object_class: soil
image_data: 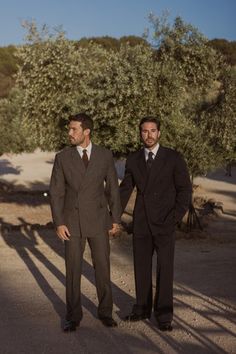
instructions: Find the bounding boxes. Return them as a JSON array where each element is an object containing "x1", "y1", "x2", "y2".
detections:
[{"x1": 0, "y1": 152, "x2": 235, "y2": 354}]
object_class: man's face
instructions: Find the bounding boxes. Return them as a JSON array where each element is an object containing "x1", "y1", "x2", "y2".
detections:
[
  {"x1": 68, "y1": 120, "x2": 89, "y2": 146},
  {"x1": 140, "y1": 122, "x2": 160, "y2": 149}
]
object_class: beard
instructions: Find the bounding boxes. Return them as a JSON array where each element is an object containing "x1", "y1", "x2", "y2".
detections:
[
  {"x1": 144, "y1": 138, "x2": 158, "y2": 149},
  {"x1": 69, "y1": 136, "x2": 85, "y2": 146}
]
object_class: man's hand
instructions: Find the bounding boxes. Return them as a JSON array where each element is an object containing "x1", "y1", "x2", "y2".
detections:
[
  {"x1": 56, "y1": 225, "x2": 71, "y2": 241},
  {"x1": 108, "y1": 223, "x2": 121, "y2": 237}
]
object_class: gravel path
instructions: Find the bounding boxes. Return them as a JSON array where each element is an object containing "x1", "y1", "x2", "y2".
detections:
[{"x1": 0, "y1": 152, "x2": 235, "y2": 354}]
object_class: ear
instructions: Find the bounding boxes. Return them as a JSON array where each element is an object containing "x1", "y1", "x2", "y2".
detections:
[
  {"x1": 84, "y1": 128, "x2": 90, "y2": 136},
  {"x1": 158, "y1": 130, "x2": 161, "y2": 138}
]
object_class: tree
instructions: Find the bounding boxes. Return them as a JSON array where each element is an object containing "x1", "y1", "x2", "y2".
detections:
[
  {"x1": 16, "y1": 22, "x2": 160, "y2": 153},
  {"x1": 145, "y1": 13, "x2": 228, "y2": 176},
  {"x1": 208, "y1": 39, "x2": 236, "y2": 66},
  {"x1": 0, "y1": 45, "x2": 19, "y2": 98},
  {"x1": 77, "y1": 35, "x2": 149, "y2": 52},
  {"x1": 0, "y1": 88, "x2": 33, "y2": 155},
  {"x1": 77, "y1": 36, "x2": 120, "y2": 51},
  {"x1": 72, "y1": 43, "x2": 160, "y2": 154},
  {"x1": 200, "y1": 66, "x2": 236, "y2": 162},
  {"x1": 16, "y1": 21, "x2": 94, "y2": 150},
  {"x1": 14, "y1": 16, "x2": 235, "y2": 176}
]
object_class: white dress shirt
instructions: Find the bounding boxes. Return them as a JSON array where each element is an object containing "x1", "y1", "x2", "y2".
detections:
[
  {"x1": 144, "y1": 143, "x2": 160, "y2": 161},
  {"x1": 77, "y1": 142, "x2": 92, "y2": 160}
]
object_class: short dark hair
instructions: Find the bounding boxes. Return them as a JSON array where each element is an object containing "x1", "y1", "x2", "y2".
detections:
[
  {"x1": 139, "y1": 116, "x2": 161, "y2": 132},
  {"x1": 69, "y1": 113, "x2": 94, "y2": 134}
]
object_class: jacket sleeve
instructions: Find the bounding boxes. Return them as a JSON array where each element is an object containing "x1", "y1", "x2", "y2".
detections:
[
  {"x1": 174, "y1": 153, "x2": 192, "y2": 222},
  {"x1": 49, "y1": 153, "x2": 66, "y2": 227},
  {"x1": 105, "y1": 152, "x2": 122, "y2": 224},
  {"x1": 119, "y1": 155, "x2": 135, "y2": 213}
]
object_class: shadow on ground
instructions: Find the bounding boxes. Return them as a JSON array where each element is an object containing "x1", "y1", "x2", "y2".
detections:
[{"x1": 0, "y1": 217, "x2": 235, "y2": 353}]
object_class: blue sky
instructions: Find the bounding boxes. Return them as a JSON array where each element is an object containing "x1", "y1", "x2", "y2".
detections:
[{"x1": 0, "y1": 0, "x2": 235, "y2": 46}]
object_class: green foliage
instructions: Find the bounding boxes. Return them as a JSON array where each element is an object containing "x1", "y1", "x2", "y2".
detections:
[
  {"x1": 148, "y1": 15, "x2": 223, "y2": 91},
  {"x1": 72, "y1": 44, "x2": 159, "y2": 153},
  {"x1": 0, "y1": 46, "x2": 19, "y2": 98},
  {"x1": 8, "y1": 16, "x2": 235, "y2": 179},
  {"x1": 77, "y1": 35, "x2": 149, "y2": 52},
  {"x1": 77, "y1": 36, "x2": 120, "y2": 51},
  {"x1": 0, "y1": 46, "x2": 18, "y2": 75},
  {"x1": 164, "y1": 115, "x2": 219, "y2": 177},
  {"x1": 208, "y1": 39, "x2": 236, "y2": 66},
  {"x1": 119, "y1": 36, "x2": 149, "y2": 47},
  {"x1": 15, "y1": 22, "x2": 160, "y2": 152},
  {"x1": 0, "y1": 88, "x2": 34, "y2": 155},
  {"x1": 16, "y1": 22, "x2": 83, "y2": 149},
  {"x1": 144, "y1": 13, "x2": 231, "y2": 176},
  {"x1": 200, "y1": 67, "x2": 236, "y2": 160}
]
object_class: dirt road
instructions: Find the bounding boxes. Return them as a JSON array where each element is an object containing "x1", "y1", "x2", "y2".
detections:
[{"x1": 0, "y1": 152, "x2": 235, "y2": 353}]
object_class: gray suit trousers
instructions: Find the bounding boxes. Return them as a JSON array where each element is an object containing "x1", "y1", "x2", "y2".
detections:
[{"x1": 65, "y1": 234, "x2": 112, "y2": 322}]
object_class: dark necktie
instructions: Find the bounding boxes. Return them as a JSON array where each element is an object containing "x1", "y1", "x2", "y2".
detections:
[
  {"x1": 146, "y1": 151, "x2": 154, "y2": 170},
  {"x1": 82, "y1": 149, "x2": 89, "y2": 168}
]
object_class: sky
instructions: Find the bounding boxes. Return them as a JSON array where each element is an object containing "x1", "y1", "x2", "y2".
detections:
[{"x1": 0, "y1": 0, "x2": 235, "y2": 46}]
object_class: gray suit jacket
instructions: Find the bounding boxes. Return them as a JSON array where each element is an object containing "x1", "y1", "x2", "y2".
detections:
[{"x1": 49, "y1": 144, "x2": 121, "y2": 238}]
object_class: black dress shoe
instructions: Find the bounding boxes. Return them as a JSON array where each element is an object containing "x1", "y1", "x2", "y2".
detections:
[
  {"x1": 158, "y1": 322, "x2": 173, "y2": 332},
  {"x1": 63, "y1": 320, "x2": 79, "y2": 332},
  {"x1": 99, "y1": 317, "x2": 117, "y2": 327},
  {"x1": 124, "y1": 312, "x2": 150, "y2": 322}
]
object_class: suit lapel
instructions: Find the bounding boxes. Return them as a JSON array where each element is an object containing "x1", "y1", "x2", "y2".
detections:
[
  {"x1": 70, "y1": 147, "x2": 86, "y2": 190},
  {"x1": 70, "y1": 144, "x2": 101, "y2": 190},
  {"x1": 85, "y1": 144, "x2": 99, "y2": 175},
  {"x1": 137, "y1": 148, "x2": 148, "y2": 180},
  {"x1": 146, "y1": 145, "x2": 166, "y2": 189},
  {"x1": 135, "y1": 149, "x2": 148, "y2": 192},
  {"x1": 77, "y1": 144, "x2": 100, "y2": 190}
]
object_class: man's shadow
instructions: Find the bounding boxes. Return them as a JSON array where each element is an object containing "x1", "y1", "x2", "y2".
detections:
[
  {"x1": 36, "y1": 224, "x2": 135, "y2": 318},
  {"x1": 0, "y1": 159, "x2": 22, "y2": 176},
  {"x1": 0, "y1": 217, "x2": 65, "y2": 324},
  {"x1": 1, "y1": 217, "x2": 134, "y2": 321}
]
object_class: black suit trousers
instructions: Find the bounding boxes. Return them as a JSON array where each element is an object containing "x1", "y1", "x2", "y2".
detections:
[{"x1": 132, "y1": 232, "x2": 175, "y2": 323}]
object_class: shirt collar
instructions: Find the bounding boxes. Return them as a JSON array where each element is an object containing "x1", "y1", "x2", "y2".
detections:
[
  {"x1": 144, "y1": 143, "x2": 160, "y2": 160},
  {"x1": 77, "y1": 141, "x2": 92, "y2": 159}
]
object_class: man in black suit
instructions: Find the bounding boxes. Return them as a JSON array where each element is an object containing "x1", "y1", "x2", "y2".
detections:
[
  {"x1": 50, "y1": 113, "x2": 121, "y2": 331},
  {"x1": 119, "y1": 116, "x2": 191, "y2": 331}
]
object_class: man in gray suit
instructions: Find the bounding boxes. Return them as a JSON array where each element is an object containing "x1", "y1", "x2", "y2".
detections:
[{"x1": 50, "y1": 113, "x2": 121, "y2": 332}]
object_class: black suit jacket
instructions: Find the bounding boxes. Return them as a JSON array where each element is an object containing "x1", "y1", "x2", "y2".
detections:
[{"x1": 120, "y1": 146, "x2": 192, "y2": 237}]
